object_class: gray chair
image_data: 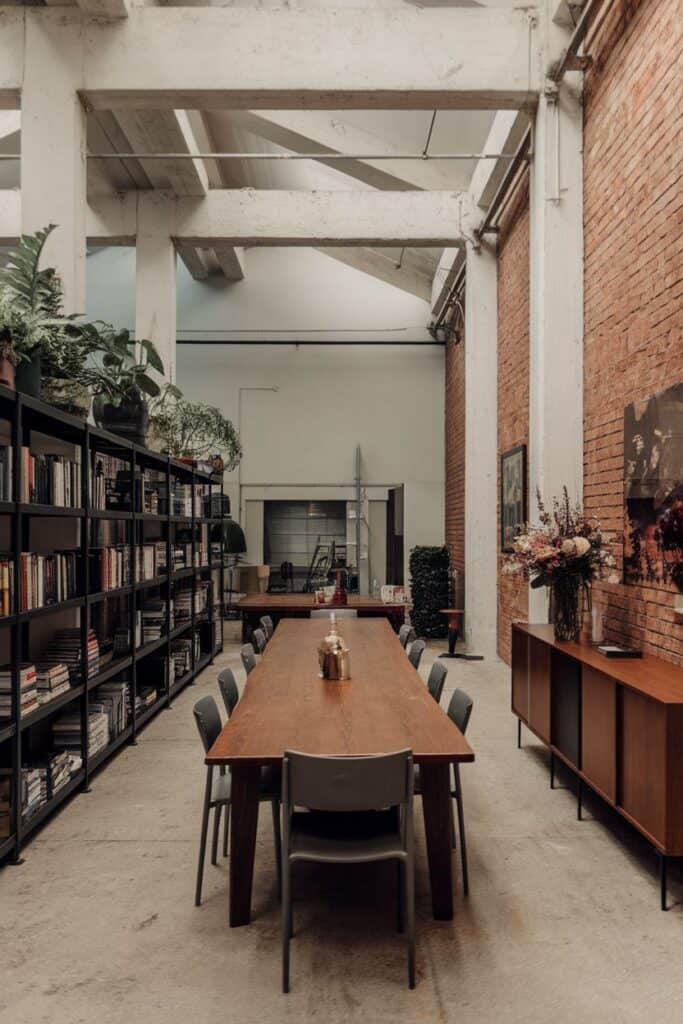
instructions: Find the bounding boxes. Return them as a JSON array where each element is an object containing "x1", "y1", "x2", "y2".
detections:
[
  {"x1": 415, "y1": 687, "x2": 473, "y2": 895},
  {"x1": 426, "y1": 662, "x2": 447, "y2": 704},
  {"x1": 241, "y1": 643, "x2": 257, "y2": 675},
  {"x1": 193, "y1": 695, "x2": 282, "y2": 907},
  {"x1": 398, "y1": 624, "x2": 416, "y2": 649},
  {"x1": 218, "y1": 667, "x2": 239, "y2": 718},
  {"x1": 310, "y1": 609, "x2": 358, "y2": 619},
  {"x1": 407, "y1": 638, "x2": 426, "y2": 670},
  {"x1": 281, "y1": 749, "x2": 415, "y2": 992},
  {"x1": 260, "y1": 615, "x2": 275, "y2": 640},
  {"x1": 252, "y1": 627, "x2": 267, "y2": 654}
]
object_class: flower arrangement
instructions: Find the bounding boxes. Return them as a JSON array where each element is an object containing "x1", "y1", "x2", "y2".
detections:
[{"x1": 503, "y1": 487, "x2": 616, "y2": 640}]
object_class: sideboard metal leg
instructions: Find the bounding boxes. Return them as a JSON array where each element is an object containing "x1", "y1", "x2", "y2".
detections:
[
  {"x1": 550, "y1": 751, "x2": 555, "y2": 790},
  {"x1": 517, "y1": 718, "x2": 522, "y2": 749},
  {"x1": 577, "y1": 776, "x2": 583, "y2": 821},
  {"x1": 660, "y1": 853, "x2": 668, "y2": 912}
]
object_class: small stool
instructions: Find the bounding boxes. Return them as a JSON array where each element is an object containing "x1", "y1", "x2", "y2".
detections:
[{"x1": 438, "y1": 609, "x2": 484, "y2": 661}]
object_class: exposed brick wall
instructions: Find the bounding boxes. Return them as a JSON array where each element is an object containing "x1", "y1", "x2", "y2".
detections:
[
  {"x1": 584, "y1": 0, "x2": 683, "y2": 664},
  {"x1": 497, "y1": 175, "x2": 530, "y2": 664},
  {"x1": 445, "y1": 329, "x2": 466, "y2": 585}
]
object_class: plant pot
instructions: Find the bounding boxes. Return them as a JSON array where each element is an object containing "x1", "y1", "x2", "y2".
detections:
[
  {"x1": 42, "y1": 378, "x2": 91, "y2": 419},
  {"x1": 94, "y1": 394, "x2": 150, "y2": 447},
  {"x1": 0, "y1": 357, "x2": 15, "y2": 390},
  {"x1": 15, "y1": 353, "x2": 42, "y2": 398}
]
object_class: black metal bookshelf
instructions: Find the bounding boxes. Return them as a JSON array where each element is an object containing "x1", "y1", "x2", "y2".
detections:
[{"x1": 0, "y1": 383, "x2": 226, "y2": 864}]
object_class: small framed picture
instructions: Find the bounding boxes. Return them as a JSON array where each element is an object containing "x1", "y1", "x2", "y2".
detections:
[{"x1": 501, "y1": 445, "x2": 527, "y2": 552}]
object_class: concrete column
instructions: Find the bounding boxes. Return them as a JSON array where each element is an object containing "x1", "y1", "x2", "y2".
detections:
[
  {"x1": 135, "y1": 194, "x2": 177, "y2": 383},
  {"x1": 21, "y1": 15, "x2": 86, "y2": 313},
  {"x1": 528, "y1": 82, "x2": 584, "y2": 621},
  {"x1": 464, "y1": 240, "x2": 498, "y2": 657}
]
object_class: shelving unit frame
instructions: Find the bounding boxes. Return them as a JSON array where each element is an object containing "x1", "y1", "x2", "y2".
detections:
[{"x1": 0, "y1": 383, "x2": 226, "y2": 863}]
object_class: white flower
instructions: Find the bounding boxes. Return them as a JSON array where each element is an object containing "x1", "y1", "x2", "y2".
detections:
[
  {"x1": 574, "y1": 537, "x2": 591, "y2": 556},
  {"x1": 561, "y1": 538, "x2": 576, "y2": 557}
]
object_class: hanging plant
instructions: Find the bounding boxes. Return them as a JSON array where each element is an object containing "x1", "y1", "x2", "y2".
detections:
[{"x1": 150, "y1": 398, "x2": 242, "y2": 469}]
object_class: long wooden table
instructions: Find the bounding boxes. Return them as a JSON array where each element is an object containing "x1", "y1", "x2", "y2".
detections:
[
  {"x1": 207, "y1": 618, "x2": 475, "y2": 926},
  {"x1": 237, "y1": 593, "x2": 406, "y2": 642}
]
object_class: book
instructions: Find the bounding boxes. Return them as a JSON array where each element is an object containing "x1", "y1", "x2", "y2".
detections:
[
  {"x1": 0, "y1": 663, "x2": 39, "y2": 719},
  {"x1": 20, "y1": 448, "x2": 81, "y2": 508},
  {"x1": 597, "y1": 644, "x2": 643, "y2": 659},
  {"x1": 0, "y1": 556, "x2": 14, "y2": 617},
  {"x1": 20, "y1": 551, "x2": 80, "y2": 611},
  {"x1": 41, "y1": 628, "x2": 99, "y2": 684}
]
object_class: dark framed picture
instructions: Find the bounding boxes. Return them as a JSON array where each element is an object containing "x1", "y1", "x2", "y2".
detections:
[{"x1": 501, "y1": 445, "x2": 527, "y2": 551}]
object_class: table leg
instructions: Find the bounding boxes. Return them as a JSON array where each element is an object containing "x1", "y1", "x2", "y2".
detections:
[
  {"x1": 420, "y1": 762, "x2": 454, "y2": 920},
  {"x1": 448, "y1": 624, "x2": 458, "y2": 656},
  {"x1": 229, "y1": 764, "x2": 261, "y2": 927}
]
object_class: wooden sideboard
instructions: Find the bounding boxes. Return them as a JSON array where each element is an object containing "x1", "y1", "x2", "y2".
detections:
[{"x1": 511, "y1": 623, "x2": 683, "y2": 909}]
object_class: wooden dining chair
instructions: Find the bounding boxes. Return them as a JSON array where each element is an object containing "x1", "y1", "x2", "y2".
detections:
[
  {"x1": 407, "y1": 638, "x2": 426, "y2": 670},
  {"x1": 426, "y1": 662, "x2": 448, "y2": 704},
  {"x1": 398, "y1": 624, "x2": 416, "y2": 649},
  {"x1": 193, "y1": 695, "x2": 282, "y2": 907},
  {"x1": 252, "y1": 627, "x2": 267, "y2": 654},
  {"x1": 241, "y1": 643, "x2": 257, "y2": 675},
  {"x1": 217, "y1": 667, "x2": 239, "y2": 718},
  {"x1": 281, "y1": 749, "x2": 415, "y2": 992},
  {"x1": 260, "y1": 615, "x2": 275, "y2": 640}
]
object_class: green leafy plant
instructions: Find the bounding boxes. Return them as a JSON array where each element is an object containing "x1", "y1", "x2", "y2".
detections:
[
  {"x1": 0, "y1": 225, "x2": 76, "y2": 366},
  {"x1": 151, "y1": 398, "x2": 242, "y2": 467},
  {"x1": 82, "y1": 325, "x2": 177, "y2": 408}
]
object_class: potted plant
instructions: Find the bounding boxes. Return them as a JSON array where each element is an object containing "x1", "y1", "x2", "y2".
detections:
[
  {"x1": 150, "y1": 398, "x2": 242, "y2": 470},
  {"x1": 502, "y1": 487, "x2": 617, "y2": 641},
  {"x1": 0, "y1": 225, "x2": 78, "y2": 397},
  {"x1": 0, "y1": 327, "x2": 18, "y2": 389},
  {"x1": 84, "y1": 327, "x2": 179, "y2": 446}
]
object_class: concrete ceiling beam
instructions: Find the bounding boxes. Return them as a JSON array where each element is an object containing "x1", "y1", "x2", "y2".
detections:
[
  {"x1": 215, "y1": 246, "x2": 246, "y2": 282},
  {"x1": 3, "y1": 8, "x2": 540, "y2": 111},
  {"x1": 315, "y1": 247, "x2": 432, "y2": 302}
]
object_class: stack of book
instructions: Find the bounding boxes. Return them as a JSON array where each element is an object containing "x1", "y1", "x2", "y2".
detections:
[
  {"x1": 20, "y1": 551, "x2": 80, "y2": 611},
  {"x1": 135, "y1": 686, "x2": 158, "y2": 713},
  {"x1": 170, "y1": 637, "x2": 192, "y2": 679},
  {"x1": 91, "y1": 681, "x2": 129, "y2": 740},
  {"x1": 0, "y1": 555, "x2": 13, "y2": 617},
  {"x1": 195, "y1": 525, "x2": 209, "y2": 566},
  {"x1": 172, "y1": 543, "x2": 192, "y2": 571},
  {"x1": 135, "y1": 542, "x2": 166, "y2": 582},
  {"x1": 20, "y1": 448, "x2": 82, "y2": 507},
  {"x1": 142, "y1": 473, "x2": 167, "y2": 515},
  {"x1": 0, "y1": 444, "x2": 13, "y2": 501},
  {"x1": 171, "y1": 482, "x2": 202, "y2": 517},
  {"x1": 141, "y1": 600, "x2": 166, "y2": 644},
  {"x1": 174, "y1": 587, "x2": 193, "y2": 623},
  {"x1": 34, "y1": 751, "x2": 71, "y2": 802},
  {"x1": 90, "y1": 454, "x2": 132, "y2": 511},
  {"x1": 0, "y1": 772, "x2": 11, "y2": 838},
  {"x1": 195, "y1": 581, "x2": 211, "y2": 615},
  {"x1": 90, "y1": 545, "x2": 131, "y2": 592},
  {"x1": 42, "y1": 628, "x2": 99, "y2": 684},
  {"x1": 52, "y1": 710, "x2": 82, "y2": 751},
  {"x1": 35, "y1": 663, "x2": 71, "y2": 706},
  {"x1": 0, "y1": 664, "x2": 39, "y2": 720},
  {"x1": 21, "y1": 767, "x2": 44, "y2": 820}
]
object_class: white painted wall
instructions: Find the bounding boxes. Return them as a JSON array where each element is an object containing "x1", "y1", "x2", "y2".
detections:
[{"x1": 85, "y1": 246, "x2": 444, "y2": 581}]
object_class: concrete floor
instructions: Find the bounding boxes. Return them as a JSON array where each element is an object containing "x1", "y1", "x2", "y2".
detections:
[{"x1": 1, "y1": 629, "x2": 682, "y2": 1024}]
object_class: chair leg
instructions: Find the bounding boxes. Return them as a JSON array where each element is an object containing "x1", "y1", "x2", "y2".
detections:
[
  {"x1": 454, "y1": 765, "x2": 469, "y2": 896},
  {"x1": 211, "y1": 803, "x2": 222, "y2": 866},
  {"x1": 406, "y1": 857, "x2": 415, "y2": 989},
  {"x1": 195, "y1": 766, "x2": 213, "y2": 907},
  {"x1": 272, "y1": 799, "x2": 282, "y2": 899},
  {"x1": 397, "y1": 860, "x2": 405, "y2": 933},
  {"x1": 223, "y1": 802, "x2": 231, "y2": 858},
  {"x1": 282, "y1": 857, "x2": 291, "y2": 993}
]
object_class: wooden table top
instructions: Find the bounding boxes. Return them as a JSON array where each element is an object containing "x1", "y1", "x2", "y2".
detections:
[
  {"x1": 514, "y1": 623, "x2": 683, "y2": 704},
  {"x1": 237, "y1": 594, "x2": 405, "y2": 610},
  {"x1": 207, "y1": 618, "x2": 475, "y2": 766}
]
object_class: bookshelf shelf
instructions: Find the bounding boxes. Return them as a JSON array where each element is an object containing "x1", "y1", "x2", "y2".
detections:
[
  {"x1": 0, "y1": 388, "x2": 226, "y2": 865},
  {"x1": 20, "y1": 685, "x2": 85, "y2": 732}
]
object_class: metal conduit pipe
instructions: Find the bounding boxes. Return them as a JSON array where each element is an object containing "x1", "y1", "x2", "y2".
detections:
[{"x1": 0, "y1": 151, "x2": 519, "y2": 163}]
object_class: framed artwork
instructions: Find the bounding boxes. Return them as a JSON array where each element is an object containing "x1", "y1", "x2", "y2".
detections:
[
  {"x1": 501, "y1": 444, "x2": 527, "y2": 551},
  {"x1": 624, "y1": 382, "x2": 683, "y2": 587}
]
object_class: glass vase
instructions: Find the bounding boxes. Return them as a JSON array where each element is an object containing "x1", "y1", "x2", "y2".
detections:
[{"x1": 549, "y1": 573, "x2": 583, "y2": 642}]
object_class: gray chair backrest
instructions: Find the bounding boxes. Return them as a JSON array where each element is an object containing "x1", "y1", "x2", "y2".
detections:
[
  {"x1": 407, "y1": 639, "x2": 426, "y2": 670},
  {"x1": 193, "y1": 695, "x2": 223, "y2": 754},
  {"x1": 399, "y1": 624, "x2": 416, "y2": 649},
  {"x1": 283, "y1": 749, "x2": 413, "y2": 813},
  {"x1": 260, "y1": 615, "x2": 274, "y2": 639},
  {"x1": 426, "y1": 662, "x2": 448, "y2": 704},
  {"x1": 310, "y1": 609, "x2": 358, "y2": 620},
  {"x1": 241, "y1": 643, "x2": 257, "y2": 675},
  {"x1": 447, "y1": 688, "x2": 474, "y2": 734},
  {"x1": 252, "y1": 627, "x2": 267, "y2": 654},
  {"x1": 217, "y1": 667, "x2": 239, "y2": 718}
]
